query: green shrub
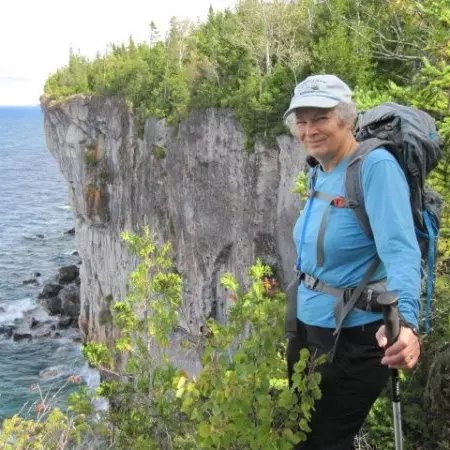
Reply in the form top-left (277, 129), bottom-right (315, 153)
top-left (152, 145), bottom-right (166, 160)
top-left (84, 150), bottom-right (98, 167)
top-left (81, 227), bottom-right (324, 448)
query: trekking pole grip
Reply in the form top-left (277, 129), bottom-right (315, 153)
top-left (377, 291), bottom-right (400, 346)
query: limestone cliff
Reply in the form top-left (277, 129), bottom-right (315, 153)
top-left (41, 95), bottom-right (306, 371)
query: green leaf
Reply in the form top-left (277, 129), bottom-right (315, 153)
top-left (177, 376), bottom-right (186, 389)
top-left (198, 422), bottom-right (210, 438)
top-left (299, 418), bottom-right (312, 433)
top-left (283, 428), bottom-right (302, 444)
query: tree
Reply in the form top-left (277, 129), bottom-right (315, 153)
top-left (149, 20), bottom-right (160, 47)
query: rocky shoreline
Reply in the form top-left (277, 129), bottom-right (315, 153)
top-left (0, 258), bottom-right (82, 344)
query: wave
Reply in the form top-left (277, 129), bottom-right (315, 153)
top-left (78, 362), bottom-right (109, 412)
top-left (23, 232), bottom-right (62, 241)
top-left (23, 233), bottom-right (47, 241)
top-left (39, 364), bottom-right (72, 381)
top-left (79, 363), bottom-right (100, 388)
top-left (0, 297), bottom-right (36, 325)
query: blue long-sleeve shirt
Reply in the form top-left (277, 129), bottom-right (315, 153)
top-left (293, 148), bottom-right (421, 329)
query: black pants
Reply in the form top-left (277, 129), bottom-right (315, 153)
top-left (287, 320), bottom-right (390, 450)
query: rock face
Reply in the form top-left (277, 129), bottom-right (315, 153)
top-left (41, 95), bottom-right (306, 367)
top-left (38, 265), bottom-right (81, 323)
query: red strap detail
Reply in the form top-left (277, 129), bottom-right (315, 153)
top-left (332, 196), bottom-right (347, 208)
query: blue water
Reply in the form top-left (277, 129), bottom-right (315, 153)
top-left (0, 106), bottom-right (93, 420)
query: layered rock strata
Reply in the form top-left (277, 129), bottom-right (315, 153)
top-left (41, 95), bottom-right (306, 372)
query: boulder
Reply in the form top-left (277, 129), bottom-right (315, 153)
top-left (39, 367), bottom-right (59, 379)
top-left (13, 332), bottom-right (32, 342)
top-left (0, 325), bottom-right (15, 338)
top-left (57, 316), bottom-right (73, 329)
top-left (40, 295), bottom-right (62, 315)
top-left (58, 283), bottom-right (80, 319)
top-left (23, 272), bottom-right (43, 286)
top-left (35, 331), bottom-right (52, 339)
top-left (38, 283), bottom-right (62, 299)
top-left (58, 265), bottom-right (79, 284)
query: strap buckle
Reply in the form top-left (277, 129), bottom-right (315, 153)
top-left (311, 276), bottom-right (320, 290)
top-left (304, 274), bottom-right (319, 290)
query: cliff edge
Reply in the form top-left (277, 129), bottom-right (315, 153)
top-left (41, 95), bottom-right (305, 371)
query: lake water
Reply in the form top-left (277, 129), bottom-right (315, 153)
top-left (0, 106), bottom-right (97, 421)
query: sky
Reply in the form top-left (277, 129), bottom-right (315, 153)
top-left (0, 0), bottom-right (237, 106)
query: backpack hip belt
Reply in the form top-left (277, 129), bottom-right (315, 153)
top-left (302, 273), bottom-right (386, 313)
top-left (302, 257), bottom-right (382, 362)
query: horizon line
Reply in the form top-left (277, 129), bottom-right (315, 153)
top-left (0, 104), bottom-right (40, 107)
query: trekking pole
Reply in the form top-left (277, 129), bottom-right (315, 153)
top-left (377, 291), bottom-right (403, 450)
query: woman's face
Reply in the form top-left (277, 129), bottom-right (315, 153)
top-left (293, 107), bottom-right (353, 164)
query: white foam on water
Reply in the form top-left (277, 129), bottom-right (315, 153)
top-left (57, 205), bottom-right (72, 211)
top-left (0, 297), bottom-right (35, 325)
top-left (78, 362), bottom-right (109, 412)
top-left (79, 364), bottom-right (100, 387)
top-left (39, 364), bottom-right (72, 381)
top-left (23, 234), bottom-right (46, 241)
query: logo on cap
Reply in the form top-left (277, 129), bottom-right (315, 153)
top-left (299, 78), bottom-right (326, 92)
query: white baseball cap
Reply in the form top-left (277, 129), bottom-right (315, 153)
top-left (283, 74), bottom-right (353, 120)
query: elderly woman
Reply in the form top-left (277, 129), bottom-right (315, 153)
top-left (284, 74), bottom-right (421, 449)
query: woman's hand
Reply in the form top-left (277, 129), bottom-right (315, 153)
top-left (376, 325), bottom-right (420, 369)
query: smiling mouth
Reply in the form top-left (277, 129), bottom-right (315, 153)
top-left (306, 140), bottom-right (326, 146)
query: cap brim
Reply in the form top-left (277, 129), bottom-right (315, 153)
top-left (283, 96), bottom-right (340, 120)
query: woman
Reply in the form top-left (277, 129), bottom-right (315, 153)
top-left (283, 74), bottom-right (421, 449)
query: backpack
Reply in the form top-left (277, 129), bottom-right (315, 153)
top-left (306, 102), bottom-right (443, 333)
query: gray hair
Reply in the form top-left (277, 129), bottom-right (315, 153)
top-left (284, 101), bottom-right (358, 135)
top-left (334, 102), bottom-right (358, 126)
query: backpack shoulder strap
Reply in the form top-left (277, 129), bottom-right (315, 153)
top-left (346, 138), bottom-right (390, 238)
top-left (308, 164), bottom-right (320, 193)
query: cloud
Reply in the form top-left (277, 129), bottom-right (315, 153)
top-left (1, 0), bottom-right (237, 105)
top-left (0, 80), bottom-right (41, 105)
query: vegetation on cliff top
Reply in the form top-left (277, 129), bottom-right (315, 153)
top-left (43, 0), bottom-right (449, 151)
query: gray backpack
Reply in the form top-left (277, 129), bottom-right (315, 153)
top-left (286, 102), bottom-right (443, 341)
